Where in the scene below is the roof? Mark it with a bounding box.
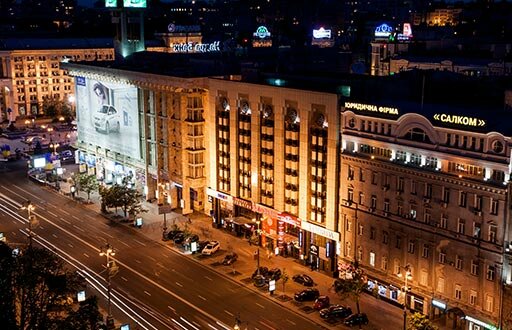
[0,38,114,50]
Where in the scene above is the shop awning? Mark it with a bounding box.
[225,217,254,226]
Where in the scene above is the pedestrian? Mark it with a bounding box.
[188,217,192,224]
[249,239,252,246]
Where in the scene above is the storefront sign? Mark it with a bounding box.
[167,24,201,33]
[313,27,331,39]
[277,213,301,227]
[344,102,399,115]
[310,244,318,255]
[253,26,271,39]
[464,316,498,330]
[433,114,485,127]
[206,187,232,203]
[375,23,393,37]
[432,299,446,310]
[233,197,253,210]
[301,221,340,241]
[253,203,280,218]
[172,41,221,53]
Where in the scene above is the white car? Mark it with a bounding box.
[94,105,121,134]
[201,241,220,255]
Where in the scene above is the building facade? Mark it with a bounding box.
[339,101,512,330]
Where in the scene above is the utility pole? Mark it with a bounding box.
[100,243,118,330]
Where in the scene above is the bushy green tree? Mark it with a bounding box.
[333,261,368,316]
[407,312,438,330]
[99,184,146,219]
[72,173,98,202]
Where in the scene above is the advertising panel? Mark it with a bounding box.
[75,77,140,159]
[105,0,117,7]
[123,0,146,8]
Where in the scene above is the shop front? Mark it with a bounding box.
[301,220,339,277]
[207,187,233,229]
[276,212,301,258]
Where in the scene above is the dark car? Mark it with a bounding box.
[167,230,183,240]
[196,240,209,252]
[319,305,352,320]
[313,296,330,310]
[253,274,266,288]
[294,288,320,302]
[265,268,282,282]
[251,267,269,279]
[333,278,343,292]
[185,234,200,244]
[344,313,369,327]
[293,274,314,287]
[173,232,186,244]
[222,252,238,265]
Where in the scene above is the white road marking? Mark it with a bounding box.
[135,259,142,264]
[104,232,114,238]
[72,224,84,232]
[72,215,80,221]
[60,217,71,224]
[148,256,156,262]
[83,253,89,258]
[118,240,130,247]
[48,211,58,217]
[259,320,276,330]
[144,291,151,296]
[52,233,58,238]
[156,262,164,268]
[134,239,146,246]
[224,310,233,317]
[68,243,74,248]
[168,306,175,313]
[204,276,213,281]
[61,210,70,215]
[286,319,296,325]
[175,282,183,287]
[197,295,207,301]
[121,276,128,282]
[255,302,265,309]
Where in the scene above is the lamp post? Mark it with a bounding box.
[397,264,412,330]
[252,218,261,272]
[100,243,117,329]
[20,200,35,248]
[49,142,60,155]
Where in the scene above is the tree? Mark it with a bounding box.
[281,268,289,294]
[99,184,146,220]
[0,243,102,330]
[59,296,103,330]
[72,173,98,203]
[407,312,438,330]
[333,261,368,317]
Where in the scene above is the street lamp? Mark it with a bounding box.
[20,200,35,248]
[252,218,261,272]
[49,142,60,155]
[397,264,412,330]
[99,243,118,330]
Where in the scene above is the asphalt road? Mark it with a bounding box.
[0,162,326,330]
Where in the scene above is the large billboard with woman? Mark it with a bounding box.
[75,76,141,159]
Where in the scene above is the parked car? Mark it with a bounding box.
[319,305,352,320]
[173,232,186,244]
[167,229,183,240]
[185,234,199,244]
[293,274,314,287]
[333,278,344,292]
[313,296,330,310]
[265,268,282,282]
[344,313,369,327]
[294,288,320,302]
[253,274,266,288]
[251,267,269,279]
[202,241,220,255]
[196,240,209,252]
[94,105,121,134]
[222,252,238,265]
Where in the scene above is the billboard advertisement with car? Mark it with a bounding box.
[75,77,140,159]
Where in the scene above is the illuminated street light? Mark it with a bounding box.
[252,218,261,272]
[49,142,60,155]
[20,200,35,248]
[100,243,118,330]
[397,264,413,330]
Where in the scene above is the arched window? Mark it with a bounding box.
[403,127,431,143]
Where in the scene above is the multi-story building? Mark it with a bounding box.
[339,99,512,329]
[0,38,114,120]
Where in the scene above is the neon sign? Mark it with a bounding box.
[313,27,332,39]
[105,0,117,7]
[345,102,399,115]
[253,26,271,39]
[172,41,220,53]
[375,23,393,37]
[168,24,201,33]
[433,114,486,127]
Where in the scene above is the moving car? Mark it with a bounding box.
[319,305,352,320]
[344,313,369,327]
[94,105,121,134]
[313,296,330,310]
[293,273,314,287]
[294,288,320,302]
[222,252,238,265]
[202,241,220,255]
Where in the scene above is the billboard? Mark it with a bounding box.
[105,0,117,7]
[123,0,146,8]
[75,77,141,159]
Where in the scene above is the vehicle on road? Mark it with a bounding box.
[23,135,46,145]
[319,305,352,320]
[222,252,238,265]
[94,105,121,134]
[344,313,369,327]
[201,241,220,255]
[294,288,320,302]
[293,273,314,287]
[313,296,330,310]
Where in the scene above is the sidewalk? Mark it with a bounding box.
[52,166,402,330]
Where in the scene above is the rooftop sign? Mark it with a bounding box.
[105,0,117,7]
[345,102,399,115]
[375,23,393,37]
[313,27,332,39]
[168,24,201,33]
[172,41,221,53]
[433,114,486,127]
[123,0,146,8]
[253,26,271,39]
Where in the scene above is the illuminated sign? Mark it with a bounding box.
[375,23,393,37]
[344,102,399,115]
[433,114,486,127]
[206,188,232,203]
[33,158,46,168]
[105,0,117,7]
[463,316,497,330]
[77,290,86,302]
[123,0,146,8]
[432,299,446,310]
[168,24,201,33]
[172,41,220,53]
[301,220,340,241]
[403,23,412,37]
[313,27,332,39]
[253,26,271,39]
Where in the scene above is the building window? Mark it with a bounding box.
[359,168,365,182]
[381,257,388,271]
[423,209,431,224]
[489,225,497,243]
[369,251,375,267]
[411,180,417,195]
[348,165,354,180]
[407,241,415,254]
[371,172,378,185]
[490,199,499,215]
[383,231,389,245]
[439,251,446,264]
[455,256,463,270]
[424,184,432,198]
[473,222,482,239]
[348,188,354,203]
[457,218,465,234]
[345,242,352,257]
[459,191,467,207]
[442,187,450,203]
[371,195,377,209]
[471,260,479,276]
[486,265,495,281]
[346,219,352,232]
[440,214,447,229]
[475,195,483,211]
[359,192,364,205]
[437,277,445,293]
[422,244,429,258]
[357,246,363,261]
[384,199,390,213]
[420,269,428,286]
[358,224,364,236]
[455,284,462,300]
[370,227,376,240]
[397,177,404,192]
[394,260,400,275]
[486,295,494,312]
[395,236,402,249]
[470,290,477,306]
